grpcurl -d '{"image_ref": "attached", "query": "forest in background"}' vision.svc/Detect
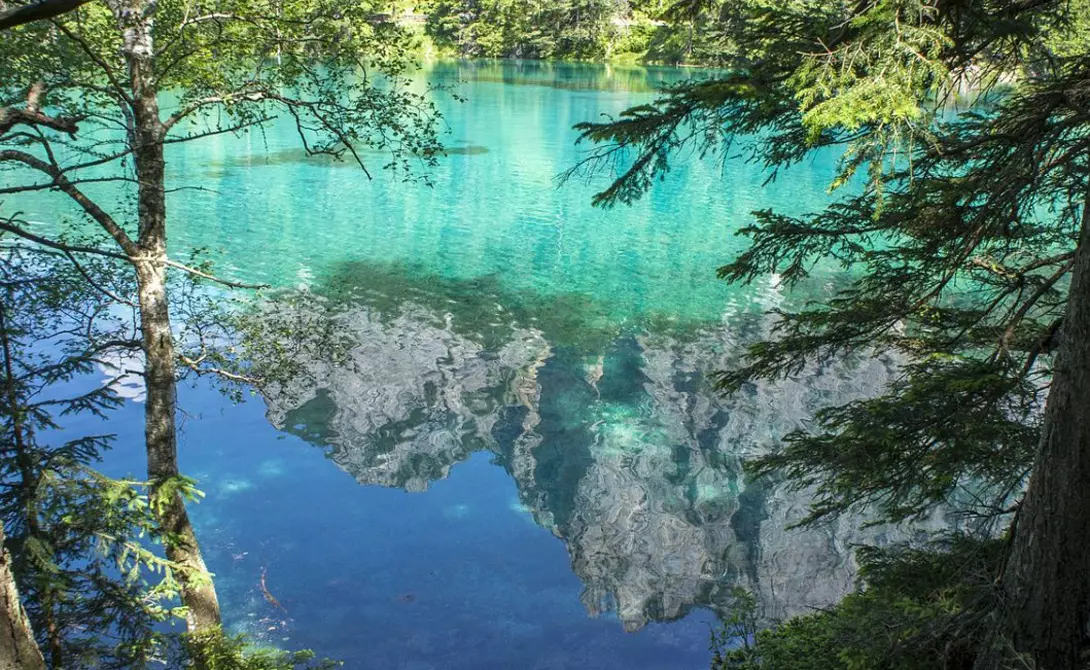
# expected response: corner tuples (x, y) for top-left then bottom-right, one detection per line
(408, 0), (734, 64)
(4, 0), (1090, 669)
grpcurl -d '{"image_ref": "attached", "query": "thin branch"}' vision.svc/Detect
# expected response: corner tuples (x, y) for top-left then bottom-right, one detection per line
(179, 355), (262, 384)
(0, 217), (264, 289)
(51, 21), (134, 105)
(0, 176), (138, 195)
(0, 0), (91, 30)
(60, 249), (136, 307)
(0, 149), (139, 256)
(0, 216), (130, 260)
(999, 259), (1074, 356)
(162, 115), (273, 144)
(162, 259), (268, 290)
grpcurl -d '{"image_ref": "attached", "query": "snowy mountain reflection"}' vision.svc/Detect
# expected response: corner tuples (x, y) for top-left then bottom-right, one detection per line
(258, 262), (906, 631)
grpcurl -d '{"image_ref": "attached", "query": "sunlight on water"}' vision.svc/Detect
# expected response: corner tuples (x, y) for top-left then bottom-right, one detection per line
(14, 60), (913, 670)
(257, 459), (287, 478)
(218, 478), (256, 496)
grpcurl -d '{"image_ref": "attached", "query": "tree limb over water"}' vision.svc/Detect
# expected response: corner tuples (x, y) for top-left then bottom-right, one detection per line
(566, 0), (1090, 666)
(0, 0), (91, 30)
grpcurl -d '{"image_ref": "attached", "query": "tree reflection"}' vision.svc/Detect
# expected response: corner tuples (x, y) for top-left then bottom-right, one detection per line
(252, 261), (906, 631)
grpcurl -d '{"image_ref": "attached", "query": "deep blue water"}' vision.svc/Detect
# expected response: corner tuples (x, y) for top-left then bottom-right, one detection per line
(24, 60), (895, 669)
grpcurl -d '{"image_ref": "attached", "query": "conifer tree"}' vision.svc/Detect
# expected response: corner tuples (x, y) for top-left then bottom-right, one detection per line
(567, 0), (1090, 666)
(0, 243), (192, 668)
(0, 0), (441, 643)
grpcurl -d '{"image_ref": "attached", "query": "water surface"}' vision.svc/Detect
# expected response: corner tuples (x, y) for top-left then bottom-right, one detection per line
(27, 60), (898, 669)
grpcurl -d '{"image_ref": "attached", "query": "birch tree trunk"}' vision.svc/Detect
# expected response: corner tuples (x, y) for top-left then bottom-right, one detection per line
(112, 0), (221, 632)
(0, 526), (45, 670)
(135, 261), (222, 632)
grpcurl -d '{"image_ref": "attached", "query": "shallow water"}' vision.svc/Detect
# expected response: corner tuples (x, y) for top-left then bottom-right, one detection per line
(19, 60), (897, 669)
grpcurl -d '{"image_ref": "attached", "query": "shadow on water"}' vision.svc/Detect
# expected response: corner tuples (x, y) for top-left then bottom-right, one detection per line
(198, 144), (489, 176)
(315, 259), (636, 350)
(251, 259), (903, 631)
(307, 258), (754, 357)
(427, 59), (716, 93)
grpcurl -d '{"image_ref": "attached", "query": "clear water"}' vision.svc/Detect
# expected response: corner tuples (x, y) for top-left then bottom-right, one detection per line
(16, 60), (897, 669)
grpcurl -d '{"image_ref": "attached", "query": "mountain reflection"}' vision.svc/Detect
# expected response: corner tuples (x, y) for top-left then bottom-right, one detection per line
(258, 262), (902, 631)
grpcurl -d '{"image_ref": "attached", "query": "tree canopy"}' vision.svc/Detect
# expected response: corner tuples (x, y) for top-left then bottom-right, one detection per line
(3, 0), (1090, 667)
(416, 0), (735, 63)
(567, 0), (1090, 667)
(1, 0), (443, 664)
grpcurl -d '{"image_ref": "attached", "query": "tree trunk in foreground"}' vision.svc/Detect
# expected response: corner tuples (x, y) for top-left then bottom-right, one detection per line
(113, 0), (221, 633)
(136, 261), (222, 632)
(0, 526), (46, 670)
(1000, 199), (1090, 669)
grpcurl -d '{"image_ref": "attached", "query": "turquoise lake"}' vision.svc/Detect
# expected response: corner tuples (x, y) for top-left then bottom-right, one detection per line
(16, 60), (899, 669)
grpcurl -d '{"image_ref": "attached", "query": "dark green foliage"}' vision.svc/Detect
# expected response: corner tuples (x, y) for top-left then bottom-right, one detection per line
(0, 243), (335, 668)
(754, 358), (1038, 524)
(0, 244), (173, 667)
(421, 0), (618, 59)
(178, 628), (341, 670)
(568, 0), (1084, 533)
(564, 0), (1090, 664)
(418, 0), (733, 63)
(714, 538), (1006, 670)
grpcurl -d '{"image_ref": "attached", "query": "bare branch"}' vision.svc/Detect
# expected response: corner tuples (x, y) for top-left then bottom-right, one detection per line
(60, 249), (136, 307)
(0, 216), (266, 290)
(0, 149), (139, 255)
(0, 176), (138, 195)
(163, 90), (373, 178)
(0, 215), (130, 260)
(162, 259), (268, 290)
(179, 355), (262, 385)
(0, 0), (91, 30)
(162, 115), (273, 143)
(0, 83), (84, 137)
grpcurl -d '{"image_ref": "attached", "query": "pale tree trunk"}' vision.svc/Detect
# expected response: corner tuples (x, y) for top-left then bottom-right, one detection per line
(0, 526), (46, 670)
(0, 304), (55, 669)
(111, 0), (221, 632)
(998, 195), (1090, 669)
(135, 261), (222, 632)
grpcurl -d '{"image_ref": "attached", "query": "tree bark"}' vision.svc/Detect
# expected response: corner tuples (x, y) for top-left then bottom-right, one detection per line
(0, 526), (46, 670)
(135, 261), (222, 632)
(112, 0), (222, 633)
(1, 303), (63, 669)
(0, 0), (92, 31)
(999, 196), (1090, 668)
(0, 304), (47, 670)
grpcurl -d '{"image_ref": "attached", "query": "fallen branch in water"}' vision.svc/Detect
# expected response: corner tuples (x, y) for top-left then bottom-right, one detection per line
(259, 567), (287, 613)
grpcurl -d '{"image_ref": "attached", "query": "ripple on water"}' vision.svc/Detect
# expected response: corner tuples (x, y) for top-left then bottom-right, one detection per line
(114, 60), (891, 670)
(442, 503), (471, 520)
(258, 459), (286, 477)
(218, 478), (255, 496)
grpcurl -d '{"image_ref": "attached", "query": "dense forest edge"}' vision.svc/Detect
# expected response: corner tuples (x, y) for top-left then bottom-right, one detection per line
(400, 0), (754, 65)
(3, 0), (1090, 669)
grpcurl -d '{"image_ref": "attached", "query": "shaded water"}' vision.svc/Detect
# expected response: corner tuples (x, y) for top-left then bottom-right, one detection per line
(15, 61), (903, 669)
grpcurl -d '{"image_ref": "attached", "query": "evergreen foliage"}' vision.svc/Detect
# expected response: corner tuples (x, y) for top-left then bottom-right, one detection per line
(715, 537), (1005, 670)
(1, 0), (444, 655)
(422, 0), (618, 60)
(179, 628), (341, 670)
(566, 0), (1090, 666)
(417, 0), (733, 63)
(0, 245), (167, 668)
(0, 242), (338, 668)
